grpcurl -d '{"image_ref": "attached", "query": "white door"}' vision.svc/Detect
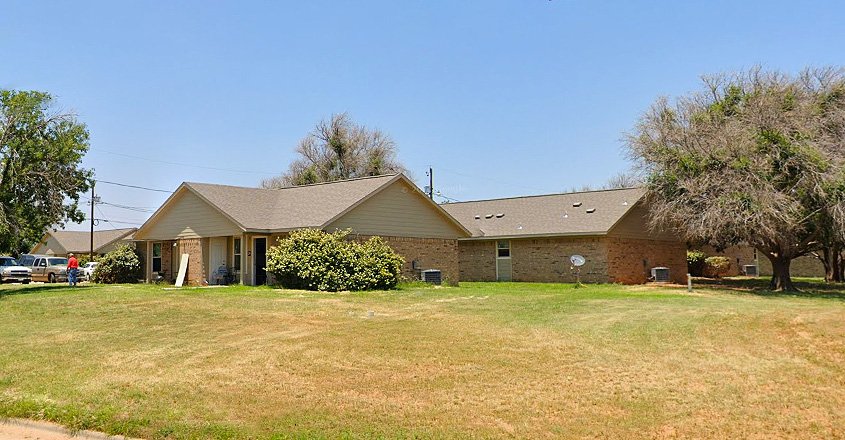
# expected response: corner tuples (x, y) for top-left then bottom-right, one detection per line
(209, 237), (227, 284)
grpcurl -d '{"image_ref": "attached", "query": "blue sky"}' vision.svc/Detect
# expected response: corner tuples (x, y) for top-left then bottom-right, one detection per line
(2, 0), (844, 230)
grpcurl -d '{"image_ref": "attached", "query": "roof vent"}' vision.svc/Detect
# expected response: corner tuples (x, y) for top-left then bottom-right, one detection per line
(622, 201), (629, 206)
(485, 214), (493, 219)
(495, 213), (504, 218)
(563, 213), (569, 218)
(586, 208), (596, 213)
(517, 225), (523, 230)
(572, 202), (582, 207)
(474, 215), (481, 220)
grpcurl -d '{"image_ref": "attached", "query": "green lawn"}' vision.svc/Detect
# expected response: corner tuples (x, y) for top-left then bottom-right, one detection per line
(0, 280), (843, 439)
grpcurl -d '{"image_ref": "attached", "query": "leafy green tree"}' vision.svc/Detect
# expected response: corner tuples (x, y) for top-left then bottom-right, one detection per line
(261, 113), (406, 188)
(626, 67), (845, 291)
(0, 90), (91, 254)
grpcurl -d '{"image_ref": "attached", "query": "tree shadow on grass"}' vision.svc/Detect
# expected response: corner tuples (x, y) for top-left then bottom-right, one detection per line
(693, 277), (845, 300)
(0, 283), (96, 299)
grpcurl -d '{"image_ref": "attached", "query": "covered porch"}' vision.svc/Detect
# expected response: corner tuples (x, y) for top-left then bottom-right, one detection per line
(139, 234), (288, 286)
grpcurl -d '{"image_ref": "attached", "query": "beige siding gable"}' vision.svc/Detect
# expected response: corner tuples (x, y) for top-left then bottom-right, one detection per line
(326, 180), (466, 239)
(31, 235), (66, 255)
(140, 190), (242, 240)
(607, 203), (678, 241)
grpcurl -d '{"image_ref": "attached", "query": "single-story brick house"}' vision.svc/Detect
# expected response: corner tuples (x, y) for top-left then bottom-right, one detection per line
(441, 187), (687, 284)
(30, 228), (138, 257)
(700, 245), (825, 278)
(133, 174), (470, 286)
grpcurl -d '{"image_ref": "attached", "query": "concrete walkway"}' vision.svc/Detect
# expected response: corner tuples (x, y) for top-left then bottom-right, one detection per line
(0, 419), (133, 440)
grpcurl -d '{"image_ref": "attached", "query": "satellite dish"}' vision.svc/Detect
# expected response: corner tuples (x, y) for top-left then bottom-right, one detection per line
(570, 254), (586, 267)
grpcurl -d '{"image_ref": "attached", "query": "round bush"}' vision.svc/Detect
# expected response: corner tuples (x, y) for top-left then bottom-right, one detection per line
(91, 243), (142, 284)
(266, 229), (404, 291)
(704, 255), (731, 278)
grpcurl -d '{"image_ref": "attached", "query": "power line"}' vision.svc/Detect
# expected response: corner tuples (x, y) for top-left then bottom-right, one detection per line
(96, 149), (277, 176)
(96, 180), (173, 193)
(99, 219), (144, 226)
(99, 201), (156, 213)
(84, 216), (144, 226)
(95, 205), (120, 231)
(436, 193), (461, 203)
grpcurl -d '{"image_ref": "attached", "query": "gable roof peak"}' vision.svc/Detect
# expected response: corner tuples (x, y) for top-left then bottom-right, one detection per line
(183, 173), (401, 193)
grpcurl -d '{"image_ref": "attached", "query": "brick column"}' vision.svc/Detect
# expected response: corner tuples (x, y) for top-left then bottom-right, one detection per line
(177, 238), (206, 286)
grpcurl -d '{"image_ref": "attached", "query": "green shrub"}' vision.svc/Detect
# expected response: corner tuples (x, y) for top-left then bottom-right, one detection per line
(91, 244), (142, 284)
(704, 256), (731, 278)
(266, 229), (404, 291)
(687, 250), (707, 276)
(348, 236), (405, 291)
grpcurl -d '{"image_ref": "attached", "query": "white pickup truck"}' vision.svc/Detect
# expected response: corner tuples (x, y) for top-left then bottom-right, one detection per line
(0, 256), (32, 284)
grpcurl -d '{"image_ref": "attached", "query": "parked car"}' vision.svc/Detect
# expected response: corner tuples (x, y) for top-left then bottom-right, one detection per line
(81, 262), (99, 280)
(17, 254), (36, 267)
(0, 256), (32, 284)
(27, 255), (68, 283)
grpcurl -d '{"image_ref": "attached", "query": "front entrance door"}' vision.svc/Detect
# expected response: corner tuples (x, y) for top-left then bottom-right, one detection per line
(209, 237), (227, 284)
(254, 237), (267, 285)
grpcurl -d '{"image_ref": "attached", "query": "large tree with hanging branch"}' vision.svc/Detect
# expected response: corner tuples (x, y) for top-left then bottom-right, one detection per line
(626, 67), (845, 291)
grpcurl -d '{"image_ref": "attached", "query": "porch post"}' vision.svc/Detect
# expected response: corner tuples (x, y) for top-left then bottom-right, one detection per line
(241, 233), (248, 285)
(145, 240), (153, 283)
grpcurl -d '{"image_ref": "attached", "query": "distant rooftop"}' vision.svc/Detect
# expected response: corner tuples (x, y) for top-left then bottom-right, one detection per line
(441, 187), (645, 238)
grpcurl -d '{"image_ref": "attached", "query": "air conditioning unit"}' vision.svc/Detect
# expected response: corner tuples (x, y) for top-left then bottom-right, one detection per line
(421, 269), (442, 285)
(650, 267), (670, 283)
(743, 265), (758, 276)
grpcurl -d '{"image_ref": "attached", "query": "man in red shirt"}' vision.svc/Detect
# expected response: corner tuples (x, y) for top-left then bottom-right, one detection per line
(67, 253), (79, 287)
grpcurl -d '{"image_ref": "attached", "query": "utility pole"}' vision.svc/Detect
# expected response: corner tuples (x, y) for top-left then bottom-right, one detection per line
(428, 167), (433, 200)
(89, 180), (99, 261)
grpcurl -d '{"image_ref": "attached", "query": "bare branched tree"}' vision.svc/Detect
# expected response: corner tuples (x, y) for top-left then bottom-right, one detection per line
(603, 170), (643, 189)
(626, 67), (845, 291)
(262, 113), (406, 188)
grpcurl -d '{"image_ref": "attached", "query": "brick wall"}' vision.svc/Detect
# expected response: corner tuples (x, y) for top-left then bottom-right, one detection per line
(160, 240), (174, 281)
(457, 240), (497, 281)
(177, 238), (206, 286)
(757, 254), (825, 278)
(699, 245), (756, 276)
(512, 237), (609, 283)
(699, 245), (825, 278)
(354, 235), (460, 285)
(606, 237), (687, 284)
(458, 237), (609, 283)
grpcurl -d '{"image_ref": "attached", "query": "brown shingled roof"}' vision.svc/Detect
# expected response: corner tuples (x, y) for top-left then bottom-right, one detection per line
(441, 187), (645, 238)
(45, 228), (137, 254)
(138, 174), (469, 236)
(182, 174), (400, 232)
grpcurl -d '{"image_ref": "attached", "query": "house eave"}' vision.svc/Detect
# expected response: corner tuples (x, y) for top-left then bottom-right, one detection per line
(459, 231), (609, 241)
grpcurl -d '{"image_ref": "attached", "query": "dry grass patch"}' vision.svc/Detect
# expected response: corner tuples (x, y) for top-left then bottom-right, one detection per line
(0, 282), (843, 438)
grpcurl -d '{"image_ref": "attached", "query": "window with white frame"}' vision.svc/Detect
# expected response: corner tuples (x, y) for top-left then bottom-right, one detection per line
(233, 238), (241, 271)
(152, 242), (162, 273)
(497, 240), (511, 258)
